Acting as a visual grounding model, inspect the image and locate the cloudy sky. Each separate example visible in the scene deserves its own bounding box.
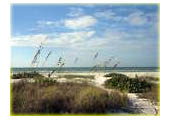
[11,4,159,67]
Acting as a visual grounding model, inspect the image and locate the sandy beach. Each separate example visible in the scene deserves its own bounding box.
[42,71,159,78]
[11,72,159,84]
[43,71,159,83]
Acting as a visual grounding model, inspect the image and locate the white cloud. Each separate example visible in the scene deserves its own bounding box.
[76,27,157,51]
[126,11,148,25]
[30,15,97,31]
[12,28,154,51]
[67,7,84,17]
[28,20,64,32]
[48,31,96,47]
[94,9,156,26]
[94,9,128,22]
[11,31,95,47]
[11,34,48,46]
[37,20,63,27]
[94,10,116,20]
[12,25,157,53]
[124,10,157,26]
[64,16,97,29]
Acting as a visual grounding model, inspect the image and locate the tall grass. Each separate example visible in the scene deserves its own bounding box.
[11,79,127,114]
[138,83,159,104]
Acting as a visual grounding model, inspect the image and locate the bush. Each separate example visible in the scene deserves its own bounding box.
[11,72,43,79]
[104,73,152,93]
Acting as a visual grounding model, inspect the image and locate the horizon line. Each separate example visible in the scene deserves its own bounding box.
[11,66,159,68]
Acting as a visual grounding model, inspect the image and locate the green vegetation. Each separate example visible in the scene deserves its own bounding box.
[138,76,159,82]
[104,72,160,105]
[104,73,152,93]
[11,72,43,79]
[58,74,95,79]
[11,78,127,114]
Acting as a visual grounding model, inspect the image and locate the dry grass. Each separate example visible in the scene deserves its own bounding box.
[138,83,159,104]
[11,79,127,114]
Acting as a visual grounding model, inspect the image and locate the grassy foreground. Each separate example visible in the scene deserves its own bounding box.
[11,74,127,114]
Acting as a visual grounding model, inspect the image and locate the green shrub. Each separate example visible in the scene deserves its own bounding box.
[104,73,152,93]
[11,72,43,79]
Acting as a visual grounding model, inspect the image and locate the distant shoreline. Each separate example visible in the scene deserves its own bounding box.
[41,72,159,78]
[11,67,159,74]
[11,67,159,69]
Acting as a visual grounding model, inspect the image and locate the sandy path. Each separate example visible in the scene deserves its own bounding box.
[94,73,159,115]
[127,93,158,115]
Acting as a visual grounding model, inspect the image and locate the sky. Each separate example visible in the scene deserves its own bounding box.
[11,4,159,67]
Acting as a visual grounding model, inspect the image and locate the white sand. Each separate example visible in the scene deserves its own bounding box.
[118,72,159,78]
[127,93,158,115]
[11,72,159,84]
[43,71,159,78]
[44,72,159,85]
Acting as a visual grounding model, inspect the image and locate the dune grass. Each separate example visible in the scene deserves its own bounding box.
[138,83,159,104]
[11,76,127,114]
[57,74,95,79]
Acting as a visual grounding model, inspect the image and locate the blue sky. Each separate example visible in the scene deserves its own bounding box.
[11,4,159,67]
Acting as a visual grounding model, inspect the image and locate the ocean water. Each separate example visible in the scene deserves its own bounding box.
[11,67,159,74]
